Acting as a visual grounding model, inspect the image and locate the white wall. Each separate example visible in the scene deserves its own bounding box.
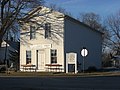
[20,7,65,71]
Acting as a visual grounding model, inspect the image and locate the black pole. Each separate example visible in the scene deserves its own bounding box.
[4,31,8,66]
[82,47,86,73]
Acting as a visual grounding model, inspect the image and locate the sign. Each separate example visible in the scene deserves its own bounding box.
[67,53,76,64]
[30,44,51,49]
[66,52,77,74]
[81,48,88,57]
[81,47,88,73]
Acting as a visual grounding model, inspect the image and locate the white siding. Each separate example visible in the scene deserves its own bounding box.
[20,7,65,71]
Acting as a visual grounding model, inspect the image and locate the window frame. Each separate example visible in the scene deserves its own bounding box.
[26,50,31,64]
[45,23,51,39]
[51,49,57,64]
[30,26,36,40]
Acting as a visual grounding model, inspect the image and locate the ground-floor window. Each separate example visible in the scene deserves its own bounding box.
[51,49,57,64]
[26,50,31,64]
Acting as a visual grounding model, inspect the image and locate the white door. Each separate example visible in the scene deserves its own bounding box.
[38,49,45,70]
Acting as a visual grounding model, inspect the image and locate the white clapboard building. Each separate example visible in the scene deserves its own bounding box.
[20,6,102,72]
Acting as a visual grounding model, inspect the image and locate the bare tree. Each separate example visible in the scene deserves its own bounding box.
[49,4,72,17]
[106,11,120,55]
[0,0,44,47]
[78,12,110,52]
[19,4,73,46]
[78,12,102,30]
[20,6,65,45]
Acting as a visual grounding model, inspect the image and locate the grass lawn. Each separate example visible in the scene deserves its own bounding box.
[0,71,120,77]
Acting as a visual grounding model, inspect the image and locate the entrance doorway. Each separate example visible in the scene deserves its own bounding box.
[37,49,45,70]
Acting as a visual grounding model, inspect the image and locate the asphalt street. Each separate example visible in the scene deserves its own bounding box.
[0,76,120,90]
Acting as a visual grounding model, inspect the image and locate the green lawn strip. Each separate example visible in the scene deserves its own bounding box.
[0,71,120,77]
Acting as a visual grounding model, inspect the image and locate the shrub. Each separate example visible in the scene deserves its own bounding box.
[87,66,97,72]
[0,66,6,73]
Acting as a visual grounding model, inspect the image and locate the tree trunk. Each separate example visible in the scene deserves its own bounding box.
[0,39,2,47]
[0,32,4,47]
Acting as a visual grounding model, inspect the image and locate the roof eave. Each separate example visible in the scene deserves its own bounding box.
[64,15,104,35]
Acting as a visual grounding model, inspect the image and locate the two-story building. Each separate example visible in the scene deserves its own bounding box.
[20,6,102,72]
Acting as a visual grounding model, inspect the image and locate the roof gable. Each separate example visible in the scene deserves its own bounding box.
[21,6,103,35]
[65,15,103,35]
[21,6,64,22]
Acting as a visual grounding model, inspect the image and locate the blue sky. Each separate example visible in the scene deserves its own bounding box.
[45,0,120,19]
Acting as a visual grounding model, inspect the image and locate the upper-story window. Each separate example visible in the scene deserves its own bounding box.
[45,23,51,38]
[30,26,36,40]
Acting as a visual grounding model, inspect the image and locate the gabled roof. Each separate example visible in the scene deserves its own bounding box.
[65,15,103,35]
[21,6,103,35]
[21,6,42,22]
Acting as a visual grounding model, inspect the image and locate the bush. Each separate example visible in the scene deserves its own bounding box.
[87,66,97,72]
[0,66,6,73]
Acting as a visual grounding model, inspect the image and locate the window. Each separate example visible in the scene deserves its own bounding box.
[45,23,51,38]
[51,49,57,64]
[30,26,36,40]
[26,51,31,64]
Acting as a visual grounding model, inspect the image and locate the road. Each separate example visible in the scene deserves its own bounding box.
[0,76,120,90]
